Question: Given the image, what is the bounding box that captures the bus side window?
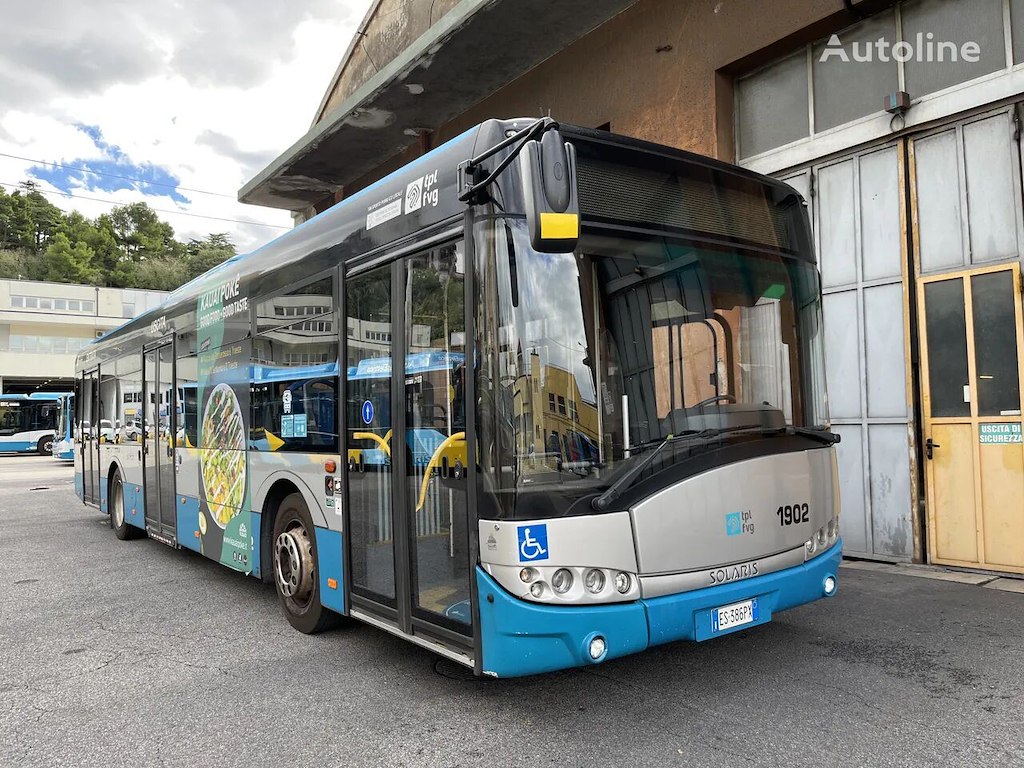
[251,277,339,454]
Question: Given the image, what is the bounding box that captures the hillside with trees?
[0,181,237,291]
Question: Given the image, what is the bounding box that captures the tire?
[110,471,142,540]
[37,435,54,456]
[271,493,339,634]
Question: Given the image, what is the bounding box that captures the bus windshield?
[476,217,828,519]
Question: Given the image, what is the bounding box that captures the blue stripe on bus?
[477,539,844,677]
[0,440,35,452]
[124,483,145,528]
[99,476,108,514]
[74,471,83,498]
[644,540,843,646]
[177,496,202,551]
[315,527,345,615]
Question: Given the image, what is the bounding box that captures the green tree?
[0,179,241,292]
[0,248,35,280]
[40,233,99,284]
[15,181,63,253]
[109,202,177,260]
[184,232,235,280]
[84,215,121,278]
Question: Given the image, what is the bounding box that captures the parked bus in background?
[0,392,67,455]
[74,118,841,677]
[53,393,75,460]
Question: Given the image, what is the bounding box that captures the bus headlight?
[806,516,840,561]
[584,568,606,594]
[552,568,573,594]
[487,564,639,604]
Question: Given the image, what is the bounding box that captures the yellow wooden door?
[917,264,1024,573]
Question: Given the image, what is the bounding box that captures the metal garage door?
[782,142,915,561]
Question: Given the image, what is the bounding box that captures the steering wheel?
[692,394,737,409]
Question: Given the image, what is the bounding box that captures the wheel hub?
[274,526,314,603]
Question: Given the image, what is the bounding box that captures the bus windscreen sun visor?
[520,130,580,253]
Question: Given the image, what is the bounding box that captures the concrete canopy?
[238,0,638,211]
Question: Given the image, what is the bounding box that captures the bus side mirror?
[520,130,580,253]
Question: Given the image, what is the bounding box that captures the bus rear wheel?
[37,435,53,455]
[110,471,141,540]
[272,493,338,634]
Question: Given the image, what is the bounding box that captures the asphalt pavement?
[1,454,1022,768]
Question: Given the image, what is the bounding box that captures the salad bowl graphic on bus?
[200,383,247,527]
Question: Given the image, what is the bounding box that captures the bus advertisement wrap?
[196,276,252,573]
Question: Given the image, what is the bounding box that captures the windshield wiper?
[591,425,760,511]
[770,425,841,444]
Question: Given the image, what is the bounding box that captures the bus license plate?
[711,598,759,633]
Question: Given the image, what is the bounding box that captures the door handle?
[925,437,940,460]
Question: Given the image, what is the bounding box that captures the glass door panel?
[923,279,969,417]
[157,344,176,539]
[80,370,99,504]
[970,271,1021,417]
[403,244,471,631]
[346,264,396,605]
[143,349,159,530]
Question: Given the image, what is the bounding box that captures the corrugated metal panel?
[785,142,913,561]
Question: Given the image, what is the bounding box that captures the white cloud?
[0,0,373,254]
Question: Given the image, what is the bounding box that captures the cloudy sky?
[0,0,374,253]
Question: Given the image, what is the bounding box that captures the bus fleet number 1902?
[776,503,809,526]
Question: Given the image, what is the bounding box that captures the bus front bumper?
[477,540,843,678]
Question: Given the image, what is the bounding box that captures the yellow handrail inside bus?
[416,432,466,512]
[353,429,392,457]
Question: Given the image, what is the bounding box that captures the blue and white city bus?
[0,392,66,455]
[52,393,75,460]
[74,118,842,677]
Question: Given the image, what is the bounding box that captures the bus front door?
[143,344,177,545]
[345,244,473,664]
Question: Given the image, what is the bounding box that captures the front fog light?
[823,575,837,595]
[529,581,545,598]
[520,567,537,583]
[552,568,573,594]
[584,568,606,594]
[614,571,631,594]
[588,635,607,660]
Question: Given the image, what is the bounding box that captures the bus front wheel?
[271,493,338,634]
[37,435,53,455]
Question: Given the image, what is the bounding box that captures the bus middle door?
[143,343,177,545]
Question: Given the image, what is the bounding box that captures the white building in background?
[0,279,167,393]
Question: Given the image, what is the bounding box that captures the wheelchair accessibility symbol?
[517,524,549,562]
